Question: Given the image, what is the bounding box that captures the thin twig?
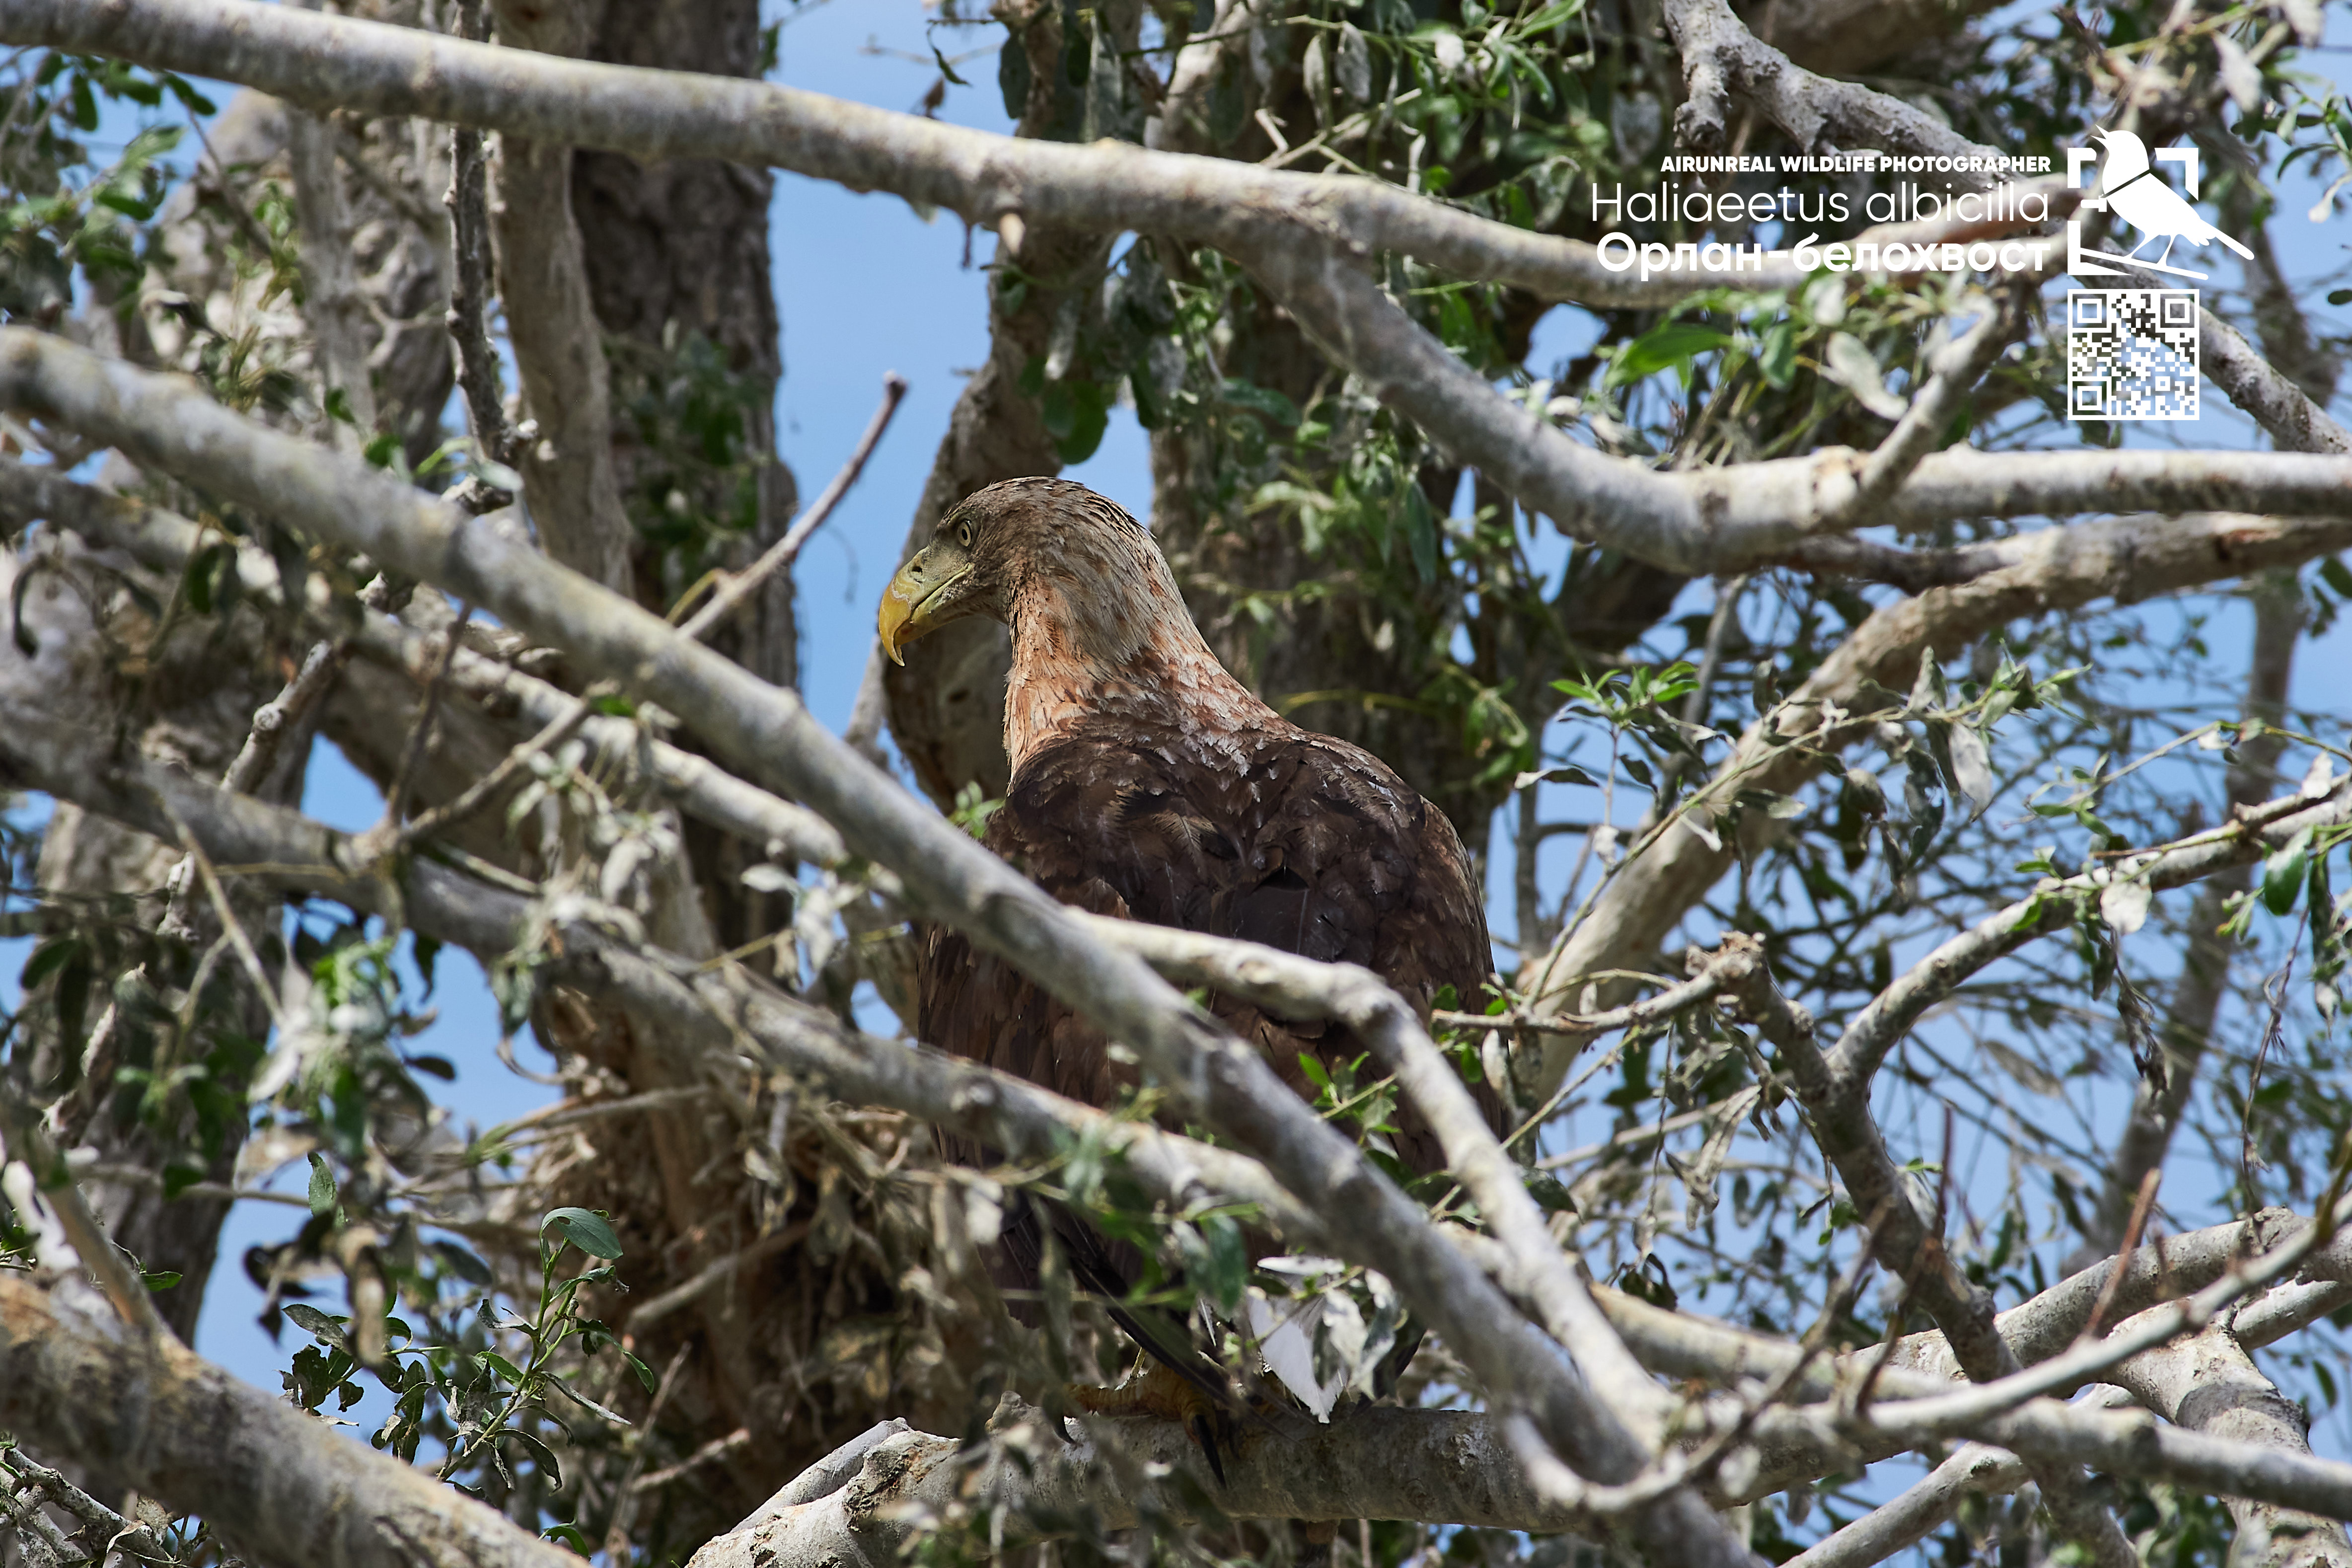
[1840,287,2026,521]
[675,373,907,644]
[153,795,290,1036]
[2081,1169,2162,1344]
[626,1222,810,1331]
[0,1101,172,1340]
[222,634,354,796]
[390,679,610,851]
[369,601,475,847]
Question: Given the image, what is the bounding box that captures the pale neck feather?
[1000,533,1279,775]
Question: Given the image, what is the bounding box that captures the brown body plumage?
[880,477,1498,1361]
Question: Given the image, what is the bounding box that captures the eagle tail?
[1060,1242,1240,1484]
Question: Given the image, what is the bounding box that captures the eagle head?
[879,477,1153,665]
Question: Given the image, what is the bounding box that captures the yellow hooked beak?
[878,542,975,665]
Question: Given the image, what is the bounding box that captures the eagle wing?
[921,717,1499,1251]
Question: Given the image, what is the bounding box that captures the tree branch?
[1597,1288,2352,1517]
[690,1405,1592,1568]
[1715,939,2134,1568]
[484,0,634,594]
[0,460,853,873]
[0,331,1756,1568]
[1525,505,2352,1092]
[676,371,906,644]
[442,0,514,504]
[2110,1324,2352,1568]
[0,1274,578,1568]
[15,0,2351,581]
[2090,573,2299,1249]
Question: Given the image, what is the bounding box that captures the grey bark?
[487,0,636,596]
[0,326,1767,1568]
[0,1274,578,1568]
[13,0,2352,579]
[2112,1326,2352,1568]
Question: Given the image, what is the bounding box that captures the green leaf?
[11,564,42,656]
[1196,1212,1248,1314]
[1403,482,1440,584]
[22,935,85,990]
[182,542,229,614]
[543,1206,625,1260]
[2262,827,2314,915]
[1219,378,1301,427]
[1758,321,1798,388]
[504,1426,564,1491]
[1524,1171,1577,1214]
[307,1151,337,1220]
[284,1303,351,1349]
[1515,764,1600,790]
[2322,556,2352,599]
[142,1269,183,1291]
[1041,379,1108,463]
[432,1240,495,1287]
[932,43,970,87]
[1612,322,1732,386]
[411,933,441,999]
[164,74,217,116]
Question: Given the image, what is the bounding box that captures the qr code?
[2067,289,2199,421]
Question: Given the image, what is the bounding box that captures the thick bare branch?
[2112,1325,2352,1568]
[1664,0,1999,162]
[0,329,1754,1568]
[0,1274,577,1568]
[1597,1289,2352,1517]
[0,0,1713,310]
[0,460,851,872]
[2205,309,2352,456]
[1245,238,2352,575]
[14,0,2351,583]
[692,1406,1589,1568]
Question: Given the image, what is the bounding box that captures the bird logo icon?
[2068,128,2253,282]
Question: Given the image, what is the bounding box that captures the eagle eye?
[956,521,973,549]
